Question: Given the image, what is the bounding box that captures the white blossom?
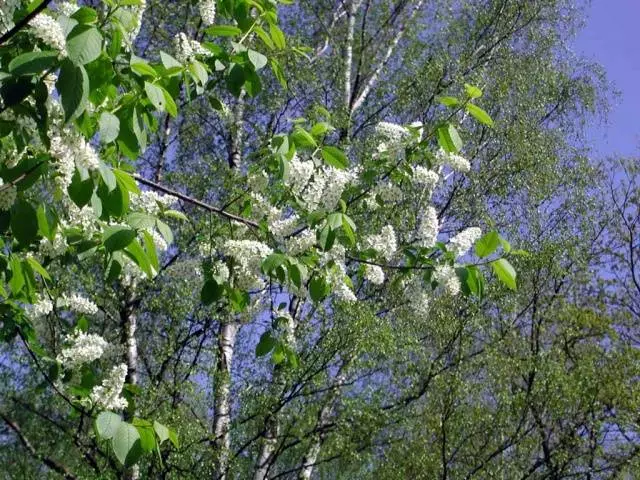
[211,260,230,282]
[448,227,482,258]
[364,264,385,285]
[39,233,68,258]
[285,154,314,197]
[363,225,397,261]
[333,281,357,302]
[29,295,54,318]
[57,330,108,368]
[220,240,273,290]
[90,364,128,411]
[375,121,411,145]
[173,32,209,63]
[198,0,216,26]
[29,13,67,54]
[434,264,461,296]
[416,206,439,248]
[57,2,79,17]
[435,148,471,173]
[130,190,175,215]
[269,215,300,240]
[61,293,99,315]
[247,171,269,192]
[412,165,439,189]
[0,180,17,211]
[49,123,100,189]
[285,230,316,255]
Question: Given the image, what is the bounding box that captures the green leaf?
[156,219,173,245]
[256,331,277,357]
[309,275,328,303]
[491,258,517,290]
[206,25,242,37]
[162,88,177,117]
[247,49,268,71]
[201,279,223,305]
[153,421,169,444]
[254,26,275,49]
[8,255,25,294]
[474,231,500,258]
[67,170,94,207]
[145,82,167,112]
[291,127,316,148]
[142,231,159,272]
[270,24,286,49]
[261,253,287,275]
[437,96,459,107]
[11,200,38,245]
[124,239,153,278]
[464,83,482,98]
[36,204,57,242]
[99,164,117,191]
[270,58,287,89]
[310,122,332,137]
[130,58,158,78]
[466,103,493,126]
[57,59,89,121]
[160,51,182,69]
[8,50,59,76]
[70,6,98,24]
[499,236,511,254]
[95,411,122,440]
[188,60,208,85]
[26,257,50,281]
[436,123,463,153]
[133,422,156,453]
[163,210,188,221]
[103,225,136,252]
[113,169,140,195]
[99,112,120,143]
[66,25,103,65]
[112,422,142,466]
[168,429,179,449]
[321,146,349,169]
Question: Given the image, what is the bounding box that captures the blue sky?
[574,0,640,157]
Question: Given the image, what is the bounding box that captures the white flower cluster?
[285,229,316,256]
[435,148,471,173]
[319,244,357,302]
[220,240,273,290]
[285,156,357,211]
[129,189,175,214]
[364,264,385,285]
[285,155,314,197]
[173,32,209,63]
[448,227,482,258]
[0,0,20,33]
[65,203,99,234]
[269,214,300,240]
[364,182,403,210]
[0,179,17,211]
[39,233,68,258]
[29,295,54,318]
[57,1,79,17]
[412,165,439,190]
[198,0,216,25]
[247,171,269,192]
[29,13,67,54]
[363,225,397,261]
[416,206,439,248]
[89,364,128,411]
[404,279,431,318]
[433,264,461,296]
[49,125,100,189]
[61,293,99,315]
[57,330,109,368]
[375,121,411,146]
[211,260,230,282]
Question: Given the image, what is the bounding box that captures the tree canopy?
[0,0,638,479]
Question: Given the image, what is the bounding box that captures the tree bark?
[212,321,239,479]
[121,293,139,480]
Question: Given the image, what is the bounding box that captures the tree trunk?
[212,321,239,479]
[121,293,139,480]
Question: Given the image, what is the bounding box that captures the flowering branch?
[0,0,53,46]
[132,174,260,228]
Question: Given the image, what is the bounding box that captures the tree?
[0,0,638,479]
